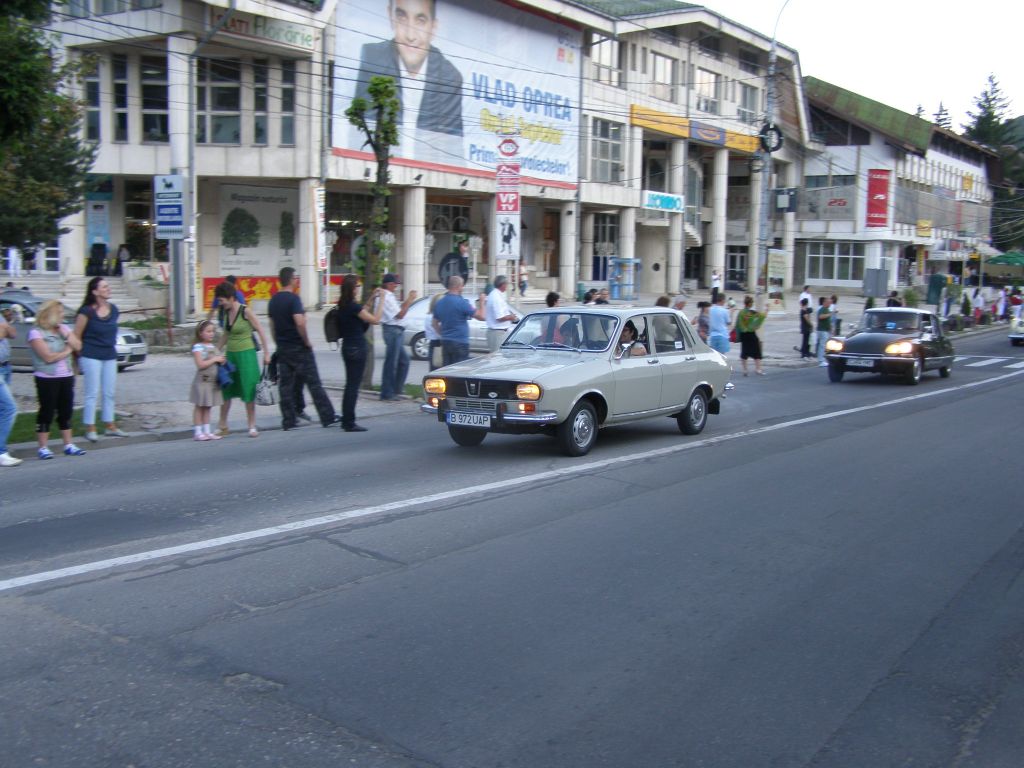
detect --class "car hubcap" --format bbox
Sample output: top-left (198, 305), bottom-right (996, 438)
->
top-left (573, 410), bottom-right (594, 447)
top-left (690, 395), bottom-right (705, 425)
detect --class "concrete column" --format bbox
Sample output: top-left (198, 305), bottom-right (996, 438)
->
top-left (667, 139), bottom-right (686, 295)
top-left (403, 185), bottom-right (426, 298)
top-left (781, 162), bottom-right (796, 292)
top-left (60, 211), bottom-right (87, 277)
top-left (580, 211), bottom-right (595, 284)
top-left (708, 147), bottom-right (728, 285)
top-left (619, 207), bottom-right (636, 298)
top-left (167, 35), bottom-right (193, 319)
top-left (559, 201), bottom-right (577, 296)
top-left (297, 178), bottom-right (319, 306)
top-left (488, 197), bottom-right (500, 283)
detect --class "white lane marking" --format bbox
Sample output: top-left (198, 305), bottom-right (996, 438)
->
top-left (2, 369), bottom-right (1023, 595)
top-left (954, 356), bottom-right (971, 362)
top-left (964, 358), bottom-right (1009, 367)
top-left (1007, 361), bottom-right (1024, 369)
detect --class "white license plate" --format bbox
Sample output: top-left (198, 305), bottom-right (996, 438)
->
top-left (447, 412), bottom-right (491, 428)
top-left (845, 358), bottom-right (875, 368)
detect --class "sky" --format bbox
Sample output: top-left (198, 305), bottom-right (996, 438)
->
top-left (699, 0), bottom-right (1022, 129)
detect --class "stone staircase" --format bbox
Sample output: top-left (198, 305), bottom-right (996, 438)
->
top-left (6, 274), bottom-right (142, 314)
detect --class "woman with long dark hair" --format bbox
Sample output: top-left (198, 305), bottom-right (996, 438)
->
top-left (335, 274), bottom-right (383, 432)
top-left (74, 277), bottom-right (125, 442)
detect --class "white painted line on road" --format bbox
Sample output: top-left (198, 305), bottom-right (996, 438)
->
top-left (1007, 361), bottom-right (1024, 369)
top-left (3, 368), bottom-right (1023, 595)
top-left (964, 358), bottom-right (1009, 367)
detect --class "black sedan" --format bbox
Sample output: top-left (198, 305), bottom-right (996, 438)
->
top-left (824, 307), bottom-right (954, 385)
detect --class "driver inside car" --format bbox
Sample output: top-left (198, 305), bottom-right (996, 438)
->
top-left (617, 320), bottom-right (647, 358)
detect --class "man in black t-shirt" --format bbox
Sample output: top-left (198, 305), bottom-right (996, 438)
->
top-left (267, 268), bottom-right (340, 430)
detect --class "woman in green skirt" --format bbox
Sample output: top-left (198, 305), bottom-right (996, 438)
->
top-left (215, 281), bottom-right (270, 437)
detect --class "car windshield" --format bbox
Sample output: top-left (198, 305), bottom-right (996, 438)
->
top-left (861, 311), bottom-right (922, 333)
top-left (504, 312), bottom-right (617, 352)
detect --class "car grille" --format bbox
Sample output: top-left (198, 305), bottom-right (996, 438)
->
top-left (449, 398), bottom-right (498, 414)
top-left (447, 378), bottom-right (517, 399)
top-left (119, 332), bottom-right (144, 344)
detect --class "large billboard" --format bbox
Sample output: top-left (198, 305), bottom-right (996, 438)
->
top-left (217, 184), bottom-right (298, 275)
top-left (332, 0), bottom-right (580, 186)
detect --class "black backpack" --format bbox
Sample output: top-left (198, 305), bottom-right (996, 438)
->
top-left (324, 306), bottom-right (340, 346)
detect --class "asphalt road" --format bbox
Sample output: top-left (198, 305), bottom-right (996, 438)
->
top-left (1, 331), bottom-right (1023, 767)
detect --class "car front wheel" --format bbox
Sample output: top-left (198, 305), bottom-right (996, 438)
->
top-left (677, 389), bottom-right (708, 435)
top-left (411, 332), bottom-right (430, 361)
top-left (557, 400), bottom-right (597, 456)
top-left (828, 363), bottom-right (844, 383)
top-left (939, 364), bottom-right (951, 378)
top-left (447, 424), bottom-right (487, 447)
top-left (905, 356), bottom-right (922, 385)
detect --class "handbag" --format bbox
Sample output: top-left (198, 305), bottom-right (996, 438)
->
top-left (216, 359), bottom-right (236, 389)
top-left (255, 364), bottom-right (277, 406)
top-left (729, 328), bottom-right (738, 343)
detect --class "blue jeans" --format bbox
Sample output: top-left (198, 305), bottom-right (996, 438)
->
top-left (441, 340), bottom-right (470, 366)
top-left (0, 361), bottom-right (11, 386)
top-left (380, 324), bottom-right (409, 400)
top-left (816, 330), bottom-right (830, 363)
top-left (80, 356), bottom-right (117, 425)
top-left (0, 375), bottom-right (16, 454)
top-left (708, 334), bottom-right (729, 355)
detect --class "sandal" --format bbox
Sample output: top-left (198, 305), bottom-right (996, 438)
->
top-left (248, 428), bottom-right (259, 438)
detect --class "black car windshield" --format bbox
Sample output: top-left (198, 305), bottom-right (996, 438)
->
top-left (861, 311), bottom-right (922, 333)
top-left (505, 312), bottom-right (617, 352)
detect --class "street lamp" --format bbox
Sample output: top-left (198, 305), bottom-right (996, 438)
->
top-left (756, 0), bottom-right (792, 311)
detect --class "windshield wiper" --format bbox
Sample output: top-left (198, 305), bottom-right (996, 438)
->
top-left (504, 340), bottom-right (537, 350)
top-left (536, 342), bottom-right (577, 350)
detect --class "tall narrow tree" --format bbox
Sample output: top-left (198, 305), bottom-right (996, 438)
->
top-left (933, 102), bottom-right (952, 130)
top-left (346, 75), bottom-right (400, 386)
top-left (962, 74), bottom-right (1010, 147)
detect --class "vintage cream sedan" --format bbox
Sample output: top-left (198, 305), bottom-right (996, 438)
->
top-left (421, 307), bottom-right (731, 456)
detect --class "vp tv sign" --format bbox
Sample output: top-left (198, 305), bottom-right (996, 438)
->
top-left (496, 191), bottom-right (520, 214)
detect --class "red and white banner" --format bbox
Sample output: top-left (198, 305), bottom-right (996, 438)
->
top-left (496, 190), bottom-right (520, 214)
top-left (866, 169), bottom-right (890, 228)
top-left (496, 134), bottom-right (520, 263)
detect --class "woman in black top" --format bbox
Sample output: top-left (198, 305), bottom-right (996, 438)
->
top-left (335, 274), bottom-right (384, 432)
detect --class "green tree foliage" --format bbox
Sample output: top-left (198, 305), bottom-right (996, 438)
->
top-left (962, 74), bottom-right (1010, 147)
top-left (221, 208), bottom-right (260, 253)
top-left (0, 1), bottom-right (96, 249)
top-left (278, 210), bottom-right (294, 256)
top-left (933, 102), bottom-right (951, 130)
top-left (345, 75), bottom-right (399, 304)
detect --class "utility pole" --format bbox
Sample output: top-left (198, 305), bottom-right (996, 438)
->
top-left (756, 0), bottom-right (791, 311)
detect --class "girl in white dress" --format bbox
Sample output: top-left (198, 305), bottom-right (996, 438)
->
top-left (189, 321), bottom-right (225, 441)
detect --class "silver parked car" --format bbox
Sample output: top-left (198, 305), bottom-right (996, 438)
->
top-left (0, 290), bottom-right (148, 371)
top-left (422, 307), bottom-right (731, 456)
top-left (401, 295), bottom-right (489, 361)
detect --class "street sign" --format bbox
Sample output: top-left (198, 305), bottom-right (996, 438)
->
top-left (154, 174), bottom-right (185, 240)
top-left (496, 190), bottom-right (520, 214)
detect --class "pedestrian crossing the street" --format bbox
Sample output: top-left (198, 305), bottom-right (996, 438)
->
top-left (954, 356), bottom-right (1024, 369)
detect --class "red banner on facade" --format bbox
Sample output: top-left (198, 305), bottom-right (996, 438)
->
top-left (201, 276), bottom-right (279, 311)
top-left (866, 169), bottom-right (890, 228)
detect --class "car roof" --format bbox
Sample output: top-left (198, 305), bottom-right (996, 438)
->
top-left (525, 306), bottom-right (683, 318)
top-left (865, 307), bottom-right (932, 315)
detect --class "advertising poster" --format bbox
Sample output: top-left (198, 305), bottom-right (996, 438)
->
top-left (332, 0), bottom-right (580, 186)
top-left (217, 184), bottom-right (298, 275)
top-left (866, 169), bottom-right (891, 228)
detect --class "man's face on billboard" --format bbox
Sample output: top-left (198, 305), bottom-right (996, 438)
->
top-left (389, 0), bottom-right (436, 75)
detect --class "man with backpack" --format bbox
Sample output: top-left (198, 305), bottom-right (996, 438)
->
top-left (267, 267), bottom-right (341, 430)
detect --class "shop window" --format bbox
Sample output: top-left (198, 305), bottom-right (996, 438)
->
top-left (140, 55), bottom-right (168, 142)
top-left (590, 118), bottom-right (623, 183)
top-left (196, 58), bottom-right (241, 144)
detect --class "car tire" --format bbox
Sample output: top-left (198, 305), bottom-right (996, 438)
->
top-left (1012, 339), bottom-right (1023, 347)
top-left (939, 364), bottom-right (951, 378)
top-left (677, 389), bottom-right (708, 435)
top-left (447, 424), bottom-right (487, 447)
top-left (411, 333), bottom-right (430, 361)
top-left (557, 399), bottom-right (598, 457)
top-left (827, 363), bottom-right (844, 383)
top-left (905, 356), bottom-right (923, 385)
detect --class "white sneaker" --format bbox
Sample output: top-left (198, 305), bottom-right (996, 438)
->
top-left (819, 362), bottom-right (829, 367)
top-left (0, 452), bottom-right (23, 467)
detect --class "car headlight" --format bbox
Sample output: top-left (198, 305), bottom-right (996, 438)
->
top-left (423, 377), bottom-right (446, 395)
top-left (825, 339), bottom-right (844, 352)
top-left (515, 383), bottom-right (541, 401)
top-left (885, 341), bottom-right (914, 355)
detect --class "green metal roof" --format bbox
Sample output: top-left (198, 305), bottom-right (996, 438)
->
top-left (569, 0), bottom-right (699, 18)
top-left (804, 76), bottom-right (932, 154)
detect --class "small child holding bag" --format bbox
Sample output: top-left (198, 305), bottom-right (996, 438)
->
top-left (189, 321), bottom-right (225, 441)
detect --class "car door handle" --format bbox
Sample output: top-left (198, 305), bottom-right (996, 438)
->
top-left (684, 355), bottom-right (696, 361)
top-left (647, 358), bottom-right (659, 364)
